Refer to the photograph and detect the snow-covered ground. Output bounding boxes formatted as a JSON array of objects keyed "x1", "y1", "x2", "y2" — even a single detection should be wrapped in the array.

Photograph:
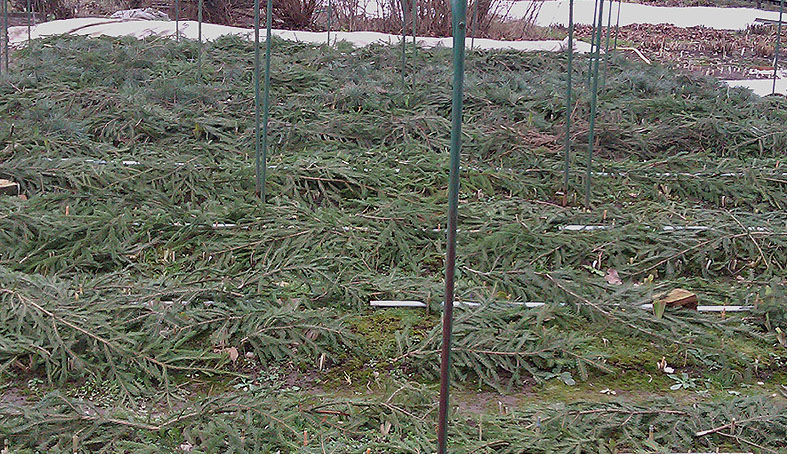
[
  {"x1": 7, "y1": 18, "x2": 593, "y2": 53},
  {"x1": 518, "y1": 0, "x2": 784, "y2": 30},
  {"x1": 725, "y1": 71, "x2": 787, "y2": 96}
]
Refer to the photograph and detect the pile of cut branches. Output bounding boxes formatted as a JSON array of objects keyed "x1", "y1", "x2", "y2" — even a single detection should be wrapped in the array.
[{"x1": 0, "y1": 35, "x2": 785, "y2": 453}]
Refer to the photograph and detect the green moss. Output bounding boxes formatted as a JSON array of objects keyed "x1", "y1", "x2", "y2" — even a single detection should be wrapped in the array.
[{"x1": 348, "y1": 308, "x2": 436, "y2": 360}]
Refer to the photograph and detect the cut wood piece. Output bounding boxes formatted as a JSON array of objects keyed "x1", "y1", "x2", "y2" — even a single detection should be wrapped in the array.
[
  {"x1": 654, "y1": 288, "x2": 698, "y2": 310},
  {"x1": 0, "y1": 179, "x2": 19, "y2": 196}
]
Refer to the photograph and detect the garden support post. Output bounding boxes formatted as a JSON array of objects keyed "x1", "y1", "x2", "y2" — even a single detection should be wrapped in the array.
[
  {"x1": 198, "y1": 0, "x2": 203, "y2": 78},
  {"x1": 586, "y1": 0, "x2": 604, "y2": 208},
  {"x1": 437, "y1": 0, "x2": 467, "y2": 452},
  {"x1": 27, "y1": 0, "x2": 31, "y2": 45},
  {"x1": 613, "y1": 0, "x2": 622, "y2": 50},
  {"x1": 587, "y1": 0, "x2": 600, "y2": 85},
  {"x1": 774, "y1": 0, "x2": 784, "y2": 95},
  {"x1": 2, "y1": 0, "x2": 7, "y2": 74},
  {"x1": 563, "y1": 0, "x2": 574, "y2": 205},
  {"x1": 260, "y1": 0, "x2": 273, "y2": 201},
  {"x1": 602, "y1": 0, "x2": 613, "y2": 89},
  {"x1": 401, "y1": 0, "x2": 407, "y2": 89},
  {"x1": 254, "y1": 0, "x2": 262, "y2": 197},
  {"x1": 413, "y1": 0, "x2": 417, "y2": 60},
  {"x1": 175, "y1": 0, "x2": 179, "y2": 42},
  {"x1": 470, "y1": 0, "x2": 478, "y2": 50}
]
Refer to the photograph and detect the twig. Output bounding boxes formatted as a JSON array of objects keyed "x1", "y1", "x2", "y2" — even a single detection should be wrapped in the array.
[{"x1": 727, "y1": 209, "x2": 769, "y2": 269}]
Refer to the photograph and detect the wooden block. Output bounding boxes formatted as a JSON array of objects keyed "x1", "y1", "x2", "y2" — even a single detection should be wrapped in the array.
[
  {"x1": 654, "y1": 288, "x2": 698, "y2": 310},
  {"x1": 0, "y1": 179, "x2": 19, "y2": 196}
]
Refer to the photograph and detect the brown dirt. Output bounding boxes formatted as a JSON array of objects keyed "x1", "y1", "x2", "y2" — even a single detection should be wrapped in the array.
[{"x1": 454, "y1": 390, "x2": 522, "y2": 415}]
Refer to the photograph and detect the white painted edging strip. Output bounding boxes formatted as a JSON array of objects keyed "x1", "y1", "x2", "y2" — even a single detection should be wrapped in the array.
[
  {"x1": 559, "y1": 225, "x2": 770, "y2": 233},
  {"x1": 370, "y1": 300, "x2": 753, "y2": 312},
  {"x1": 370, "y1": 300, "x2": 428, "y2": 308},
  {"x1": 640, "y1": 304, "x2": 751, "y2": 313}
]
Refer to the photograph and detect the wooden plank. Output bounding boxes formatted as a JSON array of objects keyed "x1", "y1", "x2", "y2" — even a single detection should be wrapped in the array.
[{"x1": 0, "y1": 179, "x2": 19, "y2": 196}]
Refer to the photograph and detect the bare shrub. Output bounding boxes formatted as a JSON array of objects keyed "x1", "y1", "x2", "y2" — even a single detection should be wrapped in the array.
[
  {"x1": 13, "y1": 0, "x2": 72, "y2": 19},
  {"x1": 328, "y1": 0, "x2": 366, "y2": 31},
  {"x1": 16, "y1": 0, "x2": 546, "y2": 39},
  {"x1": 272, "y1": 0, "x2": 318, "y2": 29},
  {"x1": 329, "y1": 0, "x2": 546, "y2": 39}
]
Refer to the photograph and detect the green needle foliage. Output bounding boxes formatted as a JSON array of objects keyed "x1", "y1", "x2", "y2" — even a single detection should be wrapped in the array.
[
  {"x1": 0, "y1": 34, "x2": 785, "y2": 453},
  {"x1": 2, "y1": 386, "x2": 786, "y2": 453}
]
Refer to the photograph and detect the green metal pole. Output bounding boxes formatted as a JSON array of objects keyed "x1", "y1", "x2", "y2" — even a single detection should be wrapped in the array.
[
  {"x1": 412, "y1": 0, "x2": 417, "y2": 58},
  {"x1": 585, "y1": 0, "x2": 604, "y2": 209},
  {"x1": 587, "y1": 0, "x2": 599, "y2": 85},
  {"x1": 470, "y1": 0, "x2": 478, "y2": 50},
  {"x1": 175, "y1": 0, "x2": 179, "y2": 42},
  {"x1": 401, "y1": 0, "x2": 407, "y2": 89},
  {"x1": 198, "y1": 0, "x2": 203, "y2": 78},
  {"x1": 602, "y1": 0, "x2": 613, "y2": 89},
  {"x1": 2, "y1": 0, "x2": 7, "y2": 74},
  {"x1": 613, "y1": 0, "x2": 621, "y2": 51},
  {"x1": 437, "y1": 0, "x2": 466, "y2": 452},
  {"x1": 327, "y1": 0, "x2": 331, "y2": 46},
  {"x1": 254, "y1": 0, "x2": 261, "y2": 196},
  {"x1": 260, "y1": 0, "x2": 272, "y2": 202},
  {"x1": 563, "y1": 0, "x2": 574, "y2": 204},
  {"x1": 774, "y1": 0, "x2": 784, "y2": 95}
]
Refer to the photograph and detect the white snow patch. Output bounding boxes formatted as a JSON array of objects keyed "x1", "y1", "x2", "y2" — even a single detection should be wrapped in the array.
[
  {"x1": 725, "y1": 69, "x2": 787, "y2": 96},
  {"x1": 507, "y1": 0, "x2": 783, "y2": 30},
  {"x1": 7, "y1": 17, "x2": 593, "y2": 53}
]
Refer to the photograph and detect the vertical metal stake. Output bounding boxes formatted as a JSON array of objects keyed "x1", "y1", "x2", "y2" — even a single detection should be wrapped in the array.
[
  {"x1": 774, "y1": 0, "x2": 784, "y2": 95},
  {"x1": 470, "y1": 0, "x2": 478, "y2": 50},
  {"x1": 563, "y1": 0, "x2": 574, "y2": 204},
  {"x1": 27, "y1": 0, "x2": 31, "y2": 46},
  {"x1": 437, "y1": 0, "x2": 466, "y2": 452},
  {"x1": 2, "y1": 0, "x2": 7, "y2": 73},
  {"x1": 401, "y1": 0, "x2": 407, "y2": 90},
  {"x1": 602, "y1": 0, "x2": 613, "y2": 89},
  {"x1": 585, "y1": 0, "x2": 604, "y2": 209},
  {"x1": 327, "y1": 0, "x2": 332, "y2": 46},
  {"x1": 613, "y1": 0, "x2": 621, "y2": 51},
  {"x1": 260, "y1": 0, "x2": 273, "y2": 202},
  {"x1": 175, "y1": 0, "x2": 179, "y2": 42},
  {"x1": 254, "y1": 0, "x2": 262, "y2": 197},
  {"x1": 412, "y1": 0, "x2": 417, "y2": 59},
  {"x1": 587, "y1": 0, "x2": 600, "y2": 85},
  {"x1": 197, "y1": 0, "x2": 203, "y2": 78}
]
